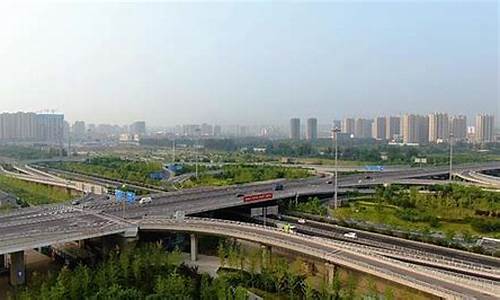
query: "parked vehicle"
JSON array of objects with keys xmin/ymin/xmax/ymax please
[{"xmin": 297, "ymin": 218, "xmax": 306, "ymax": 224}]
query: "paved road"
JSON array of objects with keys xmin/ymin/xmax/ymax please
[
  {"xmin": 0, "ymin": 203, "xmax": 132, "ymax": 256},
  {"xmin": 261, "ymin": 215, "xmax": 500, "ymax": 281},
  {"xmin": 140, "ymin": 217, "xmax": 500, "ymax": 300},
  {"xmin": 1, "ymin": 162, "xmax": 500, "ymax": 298},
  {"xmin": 280, "ymin": 214, "xmax": 500, "ymax": 269}
]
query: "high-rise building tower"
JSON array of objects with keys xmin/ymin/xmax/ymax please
[
  {"xmin": 201, "ymin": 123, "xmax": 213, "ymax": 136},
  {"xmin": 213, "ymin": 125, "xmax": 222, "ymax": 137},
  {"xmin": 341, "ymin": 118, "xmax": 355, "ymax": 136},
  {"xmin": 428, "ymin": 113, "xmax": 449, "ymax": 143},
  {"xmin": 37, "ymin": 113, "xmax": 65, "ymax": 143},
  {"xmin": 402, "ymin": 114, "xmax": 429, "ymax": 144},
  {"xmin": 306, "ymin": 118, "xmax": 318, "ymax": 141},
  {"xmin": 289, "ymin": 118, "xmax": 301, "ymax": 140},
  {"xmin": 130, "ymin": 121, "xmax": 146, "ymax": 136},
  {"xmin": 354, "ymin": 118, "xmax": 373, "ymax": 139},
  {"xmin": 450, "ymin": 115, "xmax": 467, "ymax": 142},
  {"xmin": 386, "ymin": 116, "xmax": 401, "ymax": 140},
  {"xmin": 332, "ymin": 120, "xmax": 342, "ymax": 131},
  {"xmin": 72, "ymin": 121, "xmax": 86, "ymax": 139},
  {"xmin": 372, "ymin": 117, "xmax": 386, "ymax": 140},
  {"xmin": 475, "ymin": 114, "xmax": 495, "ymax": 143},
  {"xmin": 0, "ymin": 112, "xmax": 39, "ymax": 141}
]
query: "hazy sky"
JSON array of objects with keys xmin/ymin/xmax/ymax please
[{"xmin": 0, "ymin": 1, "xmax": 498, "ymax": 126}]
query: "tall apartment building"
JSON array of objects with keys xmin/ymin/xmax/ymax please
[
  {"xmin": 354, "ymin": 118, "xmax": 373, "ymax": 139},
  {"xmin": 0, "ymin": 112, "xmax": 64, "ymax": 143},
  {"xmin": 372, "ymin": 117, "xmax": 386, "ymax": 140},
  {"xmin": 0, "ymin": 112, "xmax": 39, "ymax": 141},
  {"xmin": 450, "ymin": 115, "xmax": 467, "ymax": 141},
  {"xmin": 289, "ymin": 118, "xmax": 301, "ymax": 140},
  {"xmin": 306, "ymin": 118, "xmax": 318, "ymax": 141},
  {"xmin": 402, "ymin": 114, "xmax": 429, "ymax": 144},
  {"xmin": 428, "ymin": 113, "xmax": 449, "ymax": 143},
  {"xmin": 332, "ymin": 120, "xmax": 342, "ymax": 131},
  {"xmin": 200, "ymin": 123, "xmax": 213, "ymax": 136},
  {"xmin": 341, "ymin": 118, "xmax": 355, "ymax": 136},
  {"xmin": 37, "ymin": 113, "xmax": 65, "ymax": 143},
  {"xmin": 71, "ymin": 121, "xmax": 86, "ymax": 139},
  {"xmin": 129, "ymin": 121, "xmax": 146, "ymax": 136},
  {"xmin": 475, "ymin": 114, "xmax": 495, "ymax": 143},
  {"xmin": 386, "ymin": 116, "xmax": 401, "ymax": 140},
  {"xmin": 213, "ymin": 125, "xmax": 222, "ymax": 137}
]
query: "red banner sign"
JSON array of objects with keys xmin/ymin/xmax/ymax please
[{"xmin": 243, "ymin": 192, "xmax": 274, "ymax": 203}]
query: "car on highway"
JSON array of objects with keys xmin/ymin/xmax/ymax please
[
  {"xmin": 274, "ymin": 183, "xmax": 284, "ymax": 191},
  {"xmin": 71, "ymin": 199, "xmax": 81, "ymax": 205},
  {"xmin": 297, "ymin": 218, "xmax": 306, "ymax": 224},
  {"xmin": 139, "ymin": 197, "xmax": 152, "ymax": 205},
  {"xmin": 326, "ymin": 180, "xmax": 333, "ymax": 184},
  {"xmin": 343, "ymin": 232, "xmax": 357, "ymax": 239},
  {"xmin": 236, "ymin": 193, "xmax": 244, "ymax": 197}
]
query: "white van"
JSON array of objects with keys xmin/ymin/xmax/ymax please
[
  {"xmin": 343, "ymin": 232, "xmax": 357, "ymax": 239},
  {"xmin": 139, "ymin": 197, "xmax": 152, "ymax": 205}
]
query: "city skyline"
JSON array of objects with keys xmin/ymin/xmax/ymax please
[{"xmin": 0, "ymin": 1, "xmax": 498, "ymax": 126}]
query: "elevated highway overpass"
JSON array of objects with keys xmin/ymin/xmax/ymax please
[
  {"xmin": 0, "ymin": 165, "xmax": 108, "ymax": 195},
  {"xmin": 1, "ymin": 211, "xmax": 498, "ymax": 299},
  {"xmin": 1, "ymin": 162, "xmax": 500, "ymax": 296},
  {"xmin": 455, "ymin": 171, "xmax": 500, "ymax": 188},
  {"xmin": 140, "ymin": 217, "xmax": 499, "ymax": 299}
]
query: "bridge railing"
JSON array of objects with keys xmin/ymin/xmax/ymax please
[{"xmin": 141, "ymin": 217, "xmax": 467, "ymax": 299}]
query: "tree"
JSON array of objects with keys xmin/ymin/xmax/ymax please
[
  {"xmin": 384, "ymin": 287, "xmax": 395, "ymax": 300},
  {"xmin": 217, "ymin": 241, "xmax": 226, "ymax": 267},
  {"xmin": 153, "ymin": 272, "xmax": 194, "ymax": 299},
  {"xmin": 331, "ymin": 272, "xmax": 341, "ymax": 300},
  {"xmin": 344, "ymin": 274, "xmax": 358, "ymax": 300},
  {"xmin": 200, "ymin": 273, "xmax": 216, "ymax": 300}
]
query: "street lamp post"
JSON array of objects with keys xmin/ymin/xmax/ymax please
[
  {"xmin": 195, "ymin": 129, "xmax": 201, "ymax": 179},
  {"xmin": 172, "ymin": 135, "xmax": 176, "ymax": 163},
  {"xmin": 332, "ymin": 127, "xmax": 341, "ymax": 209},
  {"xmin": 449, "ymin": 132, "xmax": 454, "ymax": 182}
]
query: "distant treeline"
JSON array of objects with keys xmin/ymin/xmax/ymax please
[{"xmin": 141, "ymin": 137, "xmax": 499, "ymax": 165}]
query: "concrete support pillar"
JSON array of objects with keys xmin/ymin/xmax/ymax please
[
  {"xmin": 325, "ymin": 263, "xmax": 337, "ymax": 285},
  {"xmin": 78, "ymin": 239, "xmax": 86, "ymax": 249},
  {"xmin": 9, "ymin": 251, "xmax": 25, "ymax": 286},
  {"xmin": 118, "ymin": 236, "xmax": 138, "ymax": 252},
  {"xmin": 260, "ymin": 244, "xmax": 272, "ymax": 268},
  {"xmin": 190, "ymin": 233, "xmax": 198, "ymax": 262}
]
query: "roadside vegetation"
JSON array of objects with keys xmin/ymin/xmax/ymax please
[
  {"xmin": 48, "ymin": 156, "xmax": 164, "ymax": 187},
  {"xmin": 0, "ymin": 175, "xmax": 73, "ymax": 206},
  {"xmin": 13, "ymin": 242, "xmax": 401, "ymax": 300},
  {"xmin": 336, "ymin": 184, "xmax": 500, "ymax": 237},
  {"xmin": 286, "ymin": 185, "xmax": 500, "ymax": 254},
  {"xmin": 142, "ymin": 137, "xmax": 500, "ymax": 166},
  {"xmin": 0, "ymin": 145, "xmax": 62, "ymax": 161},
  {"xmin": 181, "ymin": 164, "xmax": 311, "ymax": 188}
]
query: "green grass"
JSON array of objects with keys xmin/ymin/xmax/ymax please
[
  {"xmin": 0, "ymin": 175, "xmax": 73, "ymax": 206},
  {"xmin": 48, "ymin": 156, "xmax": 164, "ymax": 186},
  {"xmin": 332, "ymin": 201, "xmax": 500, "ymax": 238},
  {"xmin": 333, "ymin": 204, "xmax": 431, "ymax": 232},
  {"xmin": 182, "ymin": 164, "xmax": 311, "ymax": 188}
]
